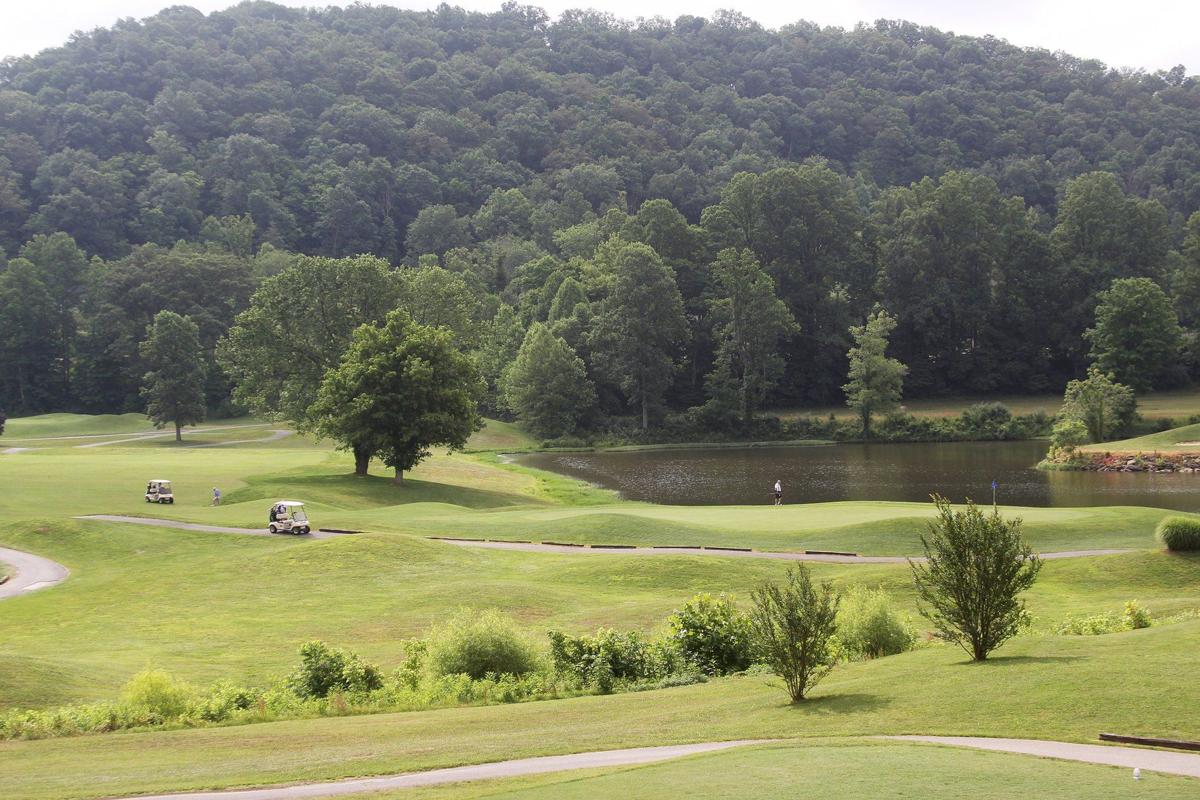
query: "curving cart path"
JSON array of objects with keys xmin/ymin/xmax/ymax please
[
  {"xmin": 437, "ymin": 538, "xmax": 1133, "ymax": 564},
  {"xmin": 109, "ymin": 741, "xmax": 766, "ymax": 800},
  {"xmin": 0, "ymin": 546, "xmax": 69, "ymax": 600},
  {"xmin": 887, "ymin": 736, "xmax": 1200, "ymax": 778},
  {"xmin": 76, "ymin": 515, "xmax": 341, "ymax": 540}
]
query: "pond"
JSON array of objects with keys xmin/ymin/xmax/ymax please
[{"xmin": 515, "ymin": 440, "xmax": 1200, "ymax": 511}]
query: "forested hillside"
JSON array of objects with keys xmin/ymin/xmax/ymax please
[{"xmin": 2, "ymin": 2, "xmax": 1199, "ymax": 427}]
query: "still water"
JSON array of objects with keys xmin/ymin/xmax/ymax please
[{"xmin": 516, "ymin": 440, "xmax": 1200, "ymax": 511}]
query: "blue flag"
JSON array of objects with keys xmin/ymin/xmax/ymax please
[{"xmin": 991, "ymin": 480, "xmax": 998, "ymax": 490}]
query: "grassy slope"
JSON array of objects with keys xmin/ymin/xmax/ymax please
[
  {"xmin": 394, "ymin": 741, "xmax": 1200, "ymax": 800},
  {"xmin": 779, "ymin": 387, "xmax": 1200, "ymax": 422},
  {"xmin": 1084, "ymin": 422, "xmax": 1200, "ymax": 454},
  {"xmin": 1, "ymin": 413, "xmax": 1199, "ymax": 798},
  {"xmin": 2, "ymin": 619, "xmax": 1198, "ymax": 799}
]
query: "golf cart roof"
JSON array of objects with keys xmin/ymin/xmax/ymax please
[
  {"xmin": 276, "ymin": 500, "xmax": 305, "ymax": 506},
  {"xmin": 150, "ymin": 479, "xmax": 171, "ymax": 483}
]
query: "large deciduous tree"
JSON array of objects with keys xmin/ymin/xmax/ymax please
[
  {"xmin": 704, "ymin": 248, "xmax": 796, "ymax": 426},
  {"xmin": 590, "ymin": 241, "xmax": 688, "ymax": 430},
  {"xmin": 217, "ymin": 254, "xmax": 401, "ymax": 474},
  {"xmin": 309, "ymin": 310, "xmax": 483, "ymax": 483},
  {"xmin": 1085, "ymin": 278, "xmax": 1184, "ymax": 392},
  {"xmin": 139, "ymin": 311, "xmax": 206, "ymax": 442},
  {"xmin": 843, "ymin": 309, "xmax": 907, "ymax": 438},
  {"xmin": 911, "ymin": 496, "xmax": 1041, "ymax": 662},
  {"xmin": 501, "ymin": 323, "xmax": 595, "ymax": 438}
]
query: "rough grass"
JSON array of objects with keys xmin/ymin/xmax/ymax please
[
  {"xmin": 778, "ymin": 387, "xmax": 1200, "ymax": 422},
  {"xmin": 1, "ymin": 620, "xmax": 1198, "ymax": 799}
]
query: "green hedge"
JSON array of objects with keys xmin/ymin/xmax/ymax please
[{"xmin": 1156, "ymin": 517, "xmax": 1200, "ymax": 552}]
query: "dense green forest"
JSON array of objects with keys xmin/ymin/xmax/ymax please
[{"xmin": 1, "ymin": 2, "xmax": 1199, "ymax": 433}]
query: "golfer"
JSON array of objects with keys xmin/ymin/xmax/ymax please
[
  {"xmin": 773, "ymin": 479, "xmax": 782, "ymax": 506},
  {"xmin": 211, "ymin": 487, "xmax": 221, "ymax": 506}
]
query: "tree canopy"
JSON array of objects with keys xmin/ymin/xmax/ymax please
[{"xmin": 309, "ymin": 310, "xmax": 483, "ymax": 482}]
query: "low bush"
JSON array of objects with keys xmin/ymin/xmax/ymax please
[
  {"xmin": 1157, "ymin": 516, "xmax": 1200, "ymax": 552},
  {"xmin": 288, "ymin": 640, "xmax": 383, "ymax": 698},
  {"xmin": 120, "ymin": 668, "xmax": 196, "ymax": 718},
  {"xmin": 667, "ymin": 593, "xmax": 755, "ymax": 675},
  {"xmin": 835, "ymin": 586, "xmax": 916, "ymax": 659},
  {"xmin": 547, "ymin": 627, "xmax": 684, "ymax": 687},
  {"xmin": 1056, "ymin": 600, "xmax": 1154, "ymax": 635},
  {"xmin": 425, "ymin": 608, "xmax": 541, "ymax": 679}
]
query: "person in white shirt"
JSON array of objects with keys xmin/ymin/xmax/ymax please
[{"xmin": 773, "ymin": 479, "xmax": 782, "ymax": 506}]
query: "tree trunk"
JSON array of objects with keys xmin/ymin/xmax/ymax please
[
  {"xmin": 394, "ymin": 468, "xmax": 404, "ymax": 484},
  {"xmin": 641, "ymin": 395, "xmax": 648, "ymax": 431},
  {"xmin": 353, "ymin": 443, "xmax": 371, "ymax": 476},
  {"xmin": 862, "ymin": 410, "xmax": 871, "ymax": 440},
  {"xmin": 175, "ymin": 422, "xmax": 182, "ymax": 442}
]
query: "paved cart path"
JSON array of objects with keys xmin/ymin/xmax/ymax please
[
  {"xmin": 439, "ymin": 538, "xmax": 1133, "ymax": 564},
  {"xmin": 110, "ymin": 740, "xmax": 766, "ymax": 800},
  {"xmin": 0, "ymin": 546, "xmax": 69, "ymax": 600},
  {"xmin": 887, "ymin": 736, "xmax": 1200, "ymax": 778},
  {"xmin": 76, "ymin": 515, "xmax": 341, "ymax": 540}
]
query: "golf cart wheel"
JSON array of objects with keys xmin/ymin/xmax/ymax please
[
  {"xmin": 167, "ymin": 498, "xmax": 174, "ymax": 504},
  {"xmin": 146, "ymin": 497, "xmax": 151, "ymax": 503},
  {"xmin": 269, "ymin": 524, "xmax": 278, "ymax": 535}
]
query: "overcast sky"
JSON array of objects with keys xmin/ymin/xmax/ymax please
[{"xmin": 2, "ymin": 0, "xmax": 1196, "ymax": 73}]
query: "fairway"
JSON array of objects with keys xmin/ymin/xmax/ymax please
[{"xmin": 1, "ymin": 414, "xmax": 1198, "ymax": 799}]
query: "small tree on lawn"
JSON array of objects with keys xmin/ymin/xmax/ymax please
[
  {"xmin": 310, "ymin": 310, "xmax": 483, "ymax": 483},
  {"xmin": 843, "ymin": 309, "xmax": 907, "ymax": 438},
  {"xmin": 750, "ymin": 565, "xmax": 840, "ymax": 703},
  {"xmin": 139, "ymin": 311, "xmax": 206, "ymax": 442},
  {"xmin": 1060, "ymin": 366, "xmax": 1136, "ymax": 443},
  {"xmin": 910, "ymin": 496, "xmax": 1042, "ymax": 661}
]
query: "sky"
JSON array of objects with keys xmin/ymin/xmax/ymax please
[{"xmin": 1, "ymin": 0, "xmax": 1196, "ymax": 73}]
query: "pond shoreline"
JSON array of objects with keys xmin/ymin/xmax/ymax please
[{"xmin": 1053, "ymin": 452, "xmax": 1200, "ymax": 474}]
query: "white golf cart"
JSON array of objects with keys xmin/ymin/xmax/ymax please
[
  {"xmin": 268, "ymin": 501, "xmax": 311, "ymax": 535},
  {"xmin": 145, "ymin": 479, "xmax": 174, "ymax": 504}
]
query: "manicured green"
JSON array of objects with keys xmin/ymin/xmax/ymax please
[{"xmin": 1086, "ymin": 422, "xmax": 1200, "ymax": 453}]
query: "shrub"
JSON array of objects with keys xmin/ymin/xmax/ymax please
[
  {"xmin": 1157, "ymin": 516, "xmax": 1200, "ymax": 552},
  {"xmin": 667, "ymin": 593, "xmax": 754, "ymax": 675},
  {"xmin": 749, "ymin": 565, "xmax": 840, "ymax": 702},
  {"xmin": 911, "ymin": 496, "xmax": 1041, "ymax": 661},
  {"xmin": 548, "ymin": 627, "xmax": 683, "ymax": 686},
  {"xmin": 425, "ymin": 608, "xmax": 541, "ymax": 679},
  {"xmin": 287, "ymin": 641, "xmax": 383, "ymax": 698},
  {"xmin": 1124, "ymin": 600, "xmax": 1152, "ymax": 630},
  {"xmin": 119, "ymin": 669, "xmax": 196, "ymax": 719},
  {"xmin": 957, "ymin": 402, "xmax": 1013, "ymax": 439},
  {"xmin": 836, "ymin": 586, "xmax": 915, "ymax": 659},
  {"xmin": 1056, "ymin": 601, "xmax": 1153, "ymax": 635}
]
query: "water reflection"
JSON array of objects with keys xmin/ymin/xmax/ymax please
[{"xmin": 516, "ymin": 440, "xmax": 1200, "ymax": 511}]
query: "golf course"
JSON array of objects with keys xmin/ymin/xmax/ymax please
[{"xmin": 1, "ymin": 413, "xmax": 1198, "ymax": 799}]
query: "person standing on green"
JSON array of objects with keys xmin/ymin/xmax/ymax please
[{"xmin": 773, "ymin": 479, "xmax": 782, "ymax": 506}]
